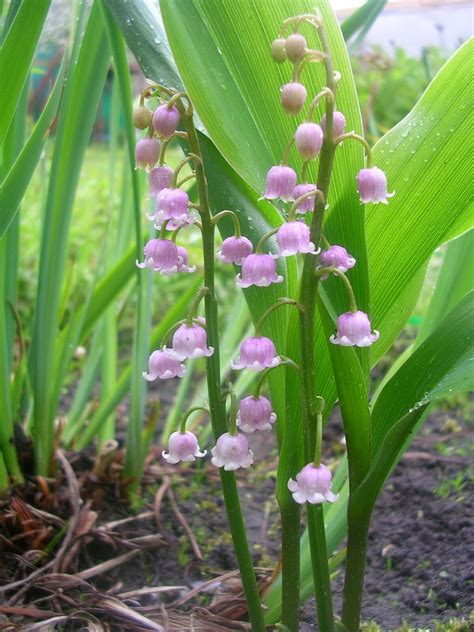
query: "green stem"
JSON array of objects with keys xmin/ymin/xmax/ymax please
[
  {"xmin": 212, "ymin": 209, "xmax": 242, "ymax": 237},
  {"xmin": 253, "ymin": 357, "xmax": 300, "ymax": 398},
  {"xmin": 255, "ymin": 298, "xmax": 303, "ymax": 335},
  {"xmin": 179, "ymin": 406, "xmax": 209, "ymax": 434},
  {"xmin": 171, "ymin": 153, "xmax": 201, "ymax": 187},
  {"xmin": 341, "ymin": 507, "xmax": 372, "ymax": 631},
  {"xmin": 334, "ymin": 131, "xmax": 373, "ymax": 167},
  {"xmin": 281, "ymin": 502, "xmax": 301, "ymax": 631},
  {"xmin": 316, "ymin": 267, "xmax": 358, "ymax": 312},
  {"xmin": 182, "ymin": 103, "xmax": 265, "ymax": 631},
  {"xmin": 186, "ymin": 286, "xmax": 209, "ymax": 325},
  {"xmin": 307, "ymin": 87, "xmax": 334, "ymax": 121},
  {"xmin": 256, "ymin": 226, "xmax": 279, "ymax": 253},
  {"xmin": 296, "ymin": 17, "xmax": 336, "ymax": 632},
  {"xmin": 288, "ymin": 189, "xmax": 325, "ymax": 221}
]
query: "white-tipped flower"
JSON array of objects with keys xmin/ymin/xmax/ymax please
[
  {"xmin": 142, "ymin": 349, "xmax": 186, "ymax": 381},
  {"xmin": 237, "ymin": 396, "xmax": 277, "ymax": 433},
  {"xmin": 231, "ymin": 336, "xmax": 281, "ymax": 372},
  {"xmin": 274, "ymin": 221, "xmax": 317, "ymax": 257},
  {"xmin": 162, "ymin": 431, "xmax": 207, "ymax": 464},
  {"xmin": 330, "ymin": 310, "xmax": 379, "ymax": 347},
  {"xmin": 171, "ymin": 323, "xmax": 214, "ymax": 360},
  {"xmin": 211, "ymin": 432, "xmax": 254, "ymax": 471},
  {"xmin": 288, "ymin": 463, "xmax": 338, "ymax": 504},
  {"xmin": 356, "ymin": 167, "xmax": 394, "ymax": 204}
]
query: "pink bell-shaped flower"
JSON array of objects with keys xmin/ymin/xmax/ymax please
[
  {"xmin": 236, "ymin": 254, "xmax": 283, "ymax": 288},
  {"xmin": 149, "ymin": 165, "xmax": 173, "ymax": 197},
  {"xmin": 274, "ymin": 221, "xmax": 317, "ymax": 257},
  {"xmin": 171, "ymin": 323, "xmax": 214, "ymax": 360},
  {"xmin": 152, "ymin": 103, "xmax": 181, "ymax": 139},
  {"xmin": 263, "ymin": 165, "xmax": 297, "ymax": 201},
  {"xmin": 217, "ymin": 236, "xmax": 253, "ymax": 265},
  {"xmin": 295, "ymin": 122, "xmax": 324, "ymax": 160},
  {"xmin": 136, "ymin": 239, "xmax": 180, "ymax": 275},
  {"xmin": 288, "ymin": 463, "xmax": 338, "ymax": 504},
  {"xmin": 237, "ymin": 396, "xmax": 277, "ymax": 433},
  {"xmin": 231, "ymin": 336, "xmax": 281, "ymax": 371},
  {"xmin": 330, "ymin": 310, "xmax": 380, "ymax": 347},
  {"xmin": 281, "ymin": 82, "xmax": 307, "ymax": 115},
  {"xmin": 321, "ymin": 111, "xmax": 346, "ymax": 138},
  {"xmin": 142, "ymin": 349, "xmax": 186, "ymax": 381},
  {"xmin": 292, "ymin": 183, "xmax": 318, "ymax": 213},
  {"xmin": 162, "ymin": 431, "xmax": 207, "ymax": 464},
  {"xmin": 154, "ymin": 187, "xmax": 192, "ymax": 227},
  {"xmin": 356, "ymin": 167, "xmax": 394, "ymax": 204},
  {"xmin": 211, "ymin": 432, "xmax": 254, "ymax": 471},
  {"xmin": 135, "ymin": 138, "xmax": 160, "ymax": 171},
  {"xmin": 319, "ymin": 245, "xmax": 356, "ymax": 275},
  {"xmin": 176, "ymin": 246, "xmax": 196, "ymax": 273}
]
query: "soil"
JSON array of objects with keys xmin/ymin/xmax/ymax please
[{"xmin": 0, "ymin": 405, "xmax": 472, "ymax": 631}]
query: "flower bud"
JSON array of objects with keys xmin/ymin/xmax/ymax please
[
  {"xmin": 271, "ymin": 38, "xmax": 287, "ymax": 63},
  {"xmin": 288, "ymin": 463, "xmax": 338, "ymax": 504},
  {"xmin": 263, "ymin": 165, "xmax": 297, "ymax": 201},
  {"xmin": 274, "ymin": 221, "xmax": 316, "ymax": 257},
  {"xmin": 171, "ymin": 323, "xmax": 214, "ymax": 360},
  {"xmin": 133, "ymin": 106, "xmax": 152, "ymax": 130},
  {"xmin": 237, "ymin": 396, "xmax": 277, "ymax": 433},
  {"xmin": 321, "ymin": 111, "xmax": 346, "ymax": 138},
  {"xmin": 330, "ymin": 310, "xmax": 379, "ymax": 347},
  {"xmin": 135, "ymin": 138, "xmax": 160, "ymax": 171},
  {"xmin": 295, "ymin": 122, "xmax": 324, "ymax": 160},
  {"xmin": 217, "ymin": 236, "xmax": 253, "ymax": 265},
  {"xmin": 149, "ymin": 165, "xmax": 173, "ymax": 197},
  {"xmin": 162, "ymin": 431, "xmax": 206, "ymax": 464},
  {"xmin": 236, "ymin": 254, "xmax": 283, "ymax": 288},
  {"xmin": 211, "ymin": 432, "xmax": 254, "ymax": 471},
  {"xmin": 281, "ymin": 82, "xmax": 307, "ymax": 115},
  {"xmin": 292, "ymin": 183, "xmax": 318, "ymax": 213},
  {"xmin": 319, "ymin": 245, "xmax": 356, "ymax": 275},
  {"xmin": 285, "ymin": 33, "xmax": 307, "ymax": 62},
  {"xmin": 231, "ymin": 336, "xmax": 281, "ymax": 371},
  {"xmin": 152, "ymin": 103, "xmax": 181, "ymax": 139},
  {"xmin": 356, "ymin": 167, "xmax": 394, "ymax": 204},
  {"xmin": 142, "ymin": 349, "xmax": 185, "ymax": 381}
]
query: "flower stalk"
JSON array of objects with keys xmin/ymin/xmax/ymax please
[
  {"xmin": 294, "ymin": 16, "xmax": 337, "ymax": 632},
  {"xmin": 180, "ymin": 102, "xmax": 266, "ymax": 631}
]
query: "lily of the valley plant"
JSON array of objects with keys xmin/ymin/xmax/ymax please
[{"xmin": 134, "ymin": 12, "xmax": 394, "ymax": 631}]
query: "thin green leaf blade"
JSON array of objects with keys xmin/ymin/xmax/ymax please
[
  {"xmin": 0, "ymin": 0, "xmax": 51, "ymax": 146},
  {"xmin": 0, "ymin": 57, "xmax": 66, "ymax": 237}
]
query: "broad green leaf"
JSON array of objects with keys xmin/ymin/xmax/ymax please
[
  {"xmin": 416, "ymin": 229, "xmax": 474, "ymax": 345},
  {"xmin": 29, "ymin": 1, "xmax": 111, "ymax": 474},
  {"xmin": 0, "ymin": 0, "xmax": 51, "ymax": 146},
  {"xmin": 367, "ymin": 39, "xmax": 474, "ymax": 366},
  {"xmin": 372, "ymin": 290, "xmax": 474, "ymax": 453},
  {"xmin": 0, "ymin": 57, "xmax": 66, "ymax": 237}
]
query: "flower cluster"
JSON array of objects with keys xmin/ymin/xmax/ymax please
[{"xmin": 135, "ymin": 11, "xmax": 393, "ymax": 503}]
